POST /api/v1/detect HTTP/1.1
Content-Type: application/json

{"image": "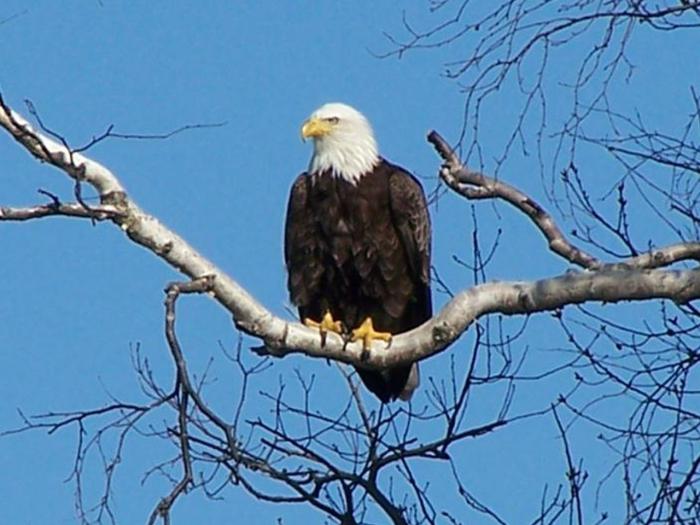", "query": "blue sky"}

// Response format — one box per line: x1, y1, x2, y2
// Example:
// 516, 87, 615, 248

1, 2, 698, 524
